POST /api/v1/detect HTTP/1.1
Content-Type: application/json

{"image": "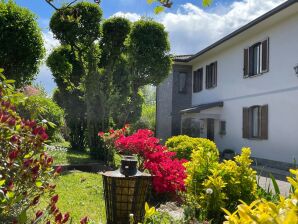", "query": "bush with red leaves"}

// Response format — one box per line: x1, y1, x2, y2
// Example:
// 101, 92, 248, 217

0, 73, 90, 223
